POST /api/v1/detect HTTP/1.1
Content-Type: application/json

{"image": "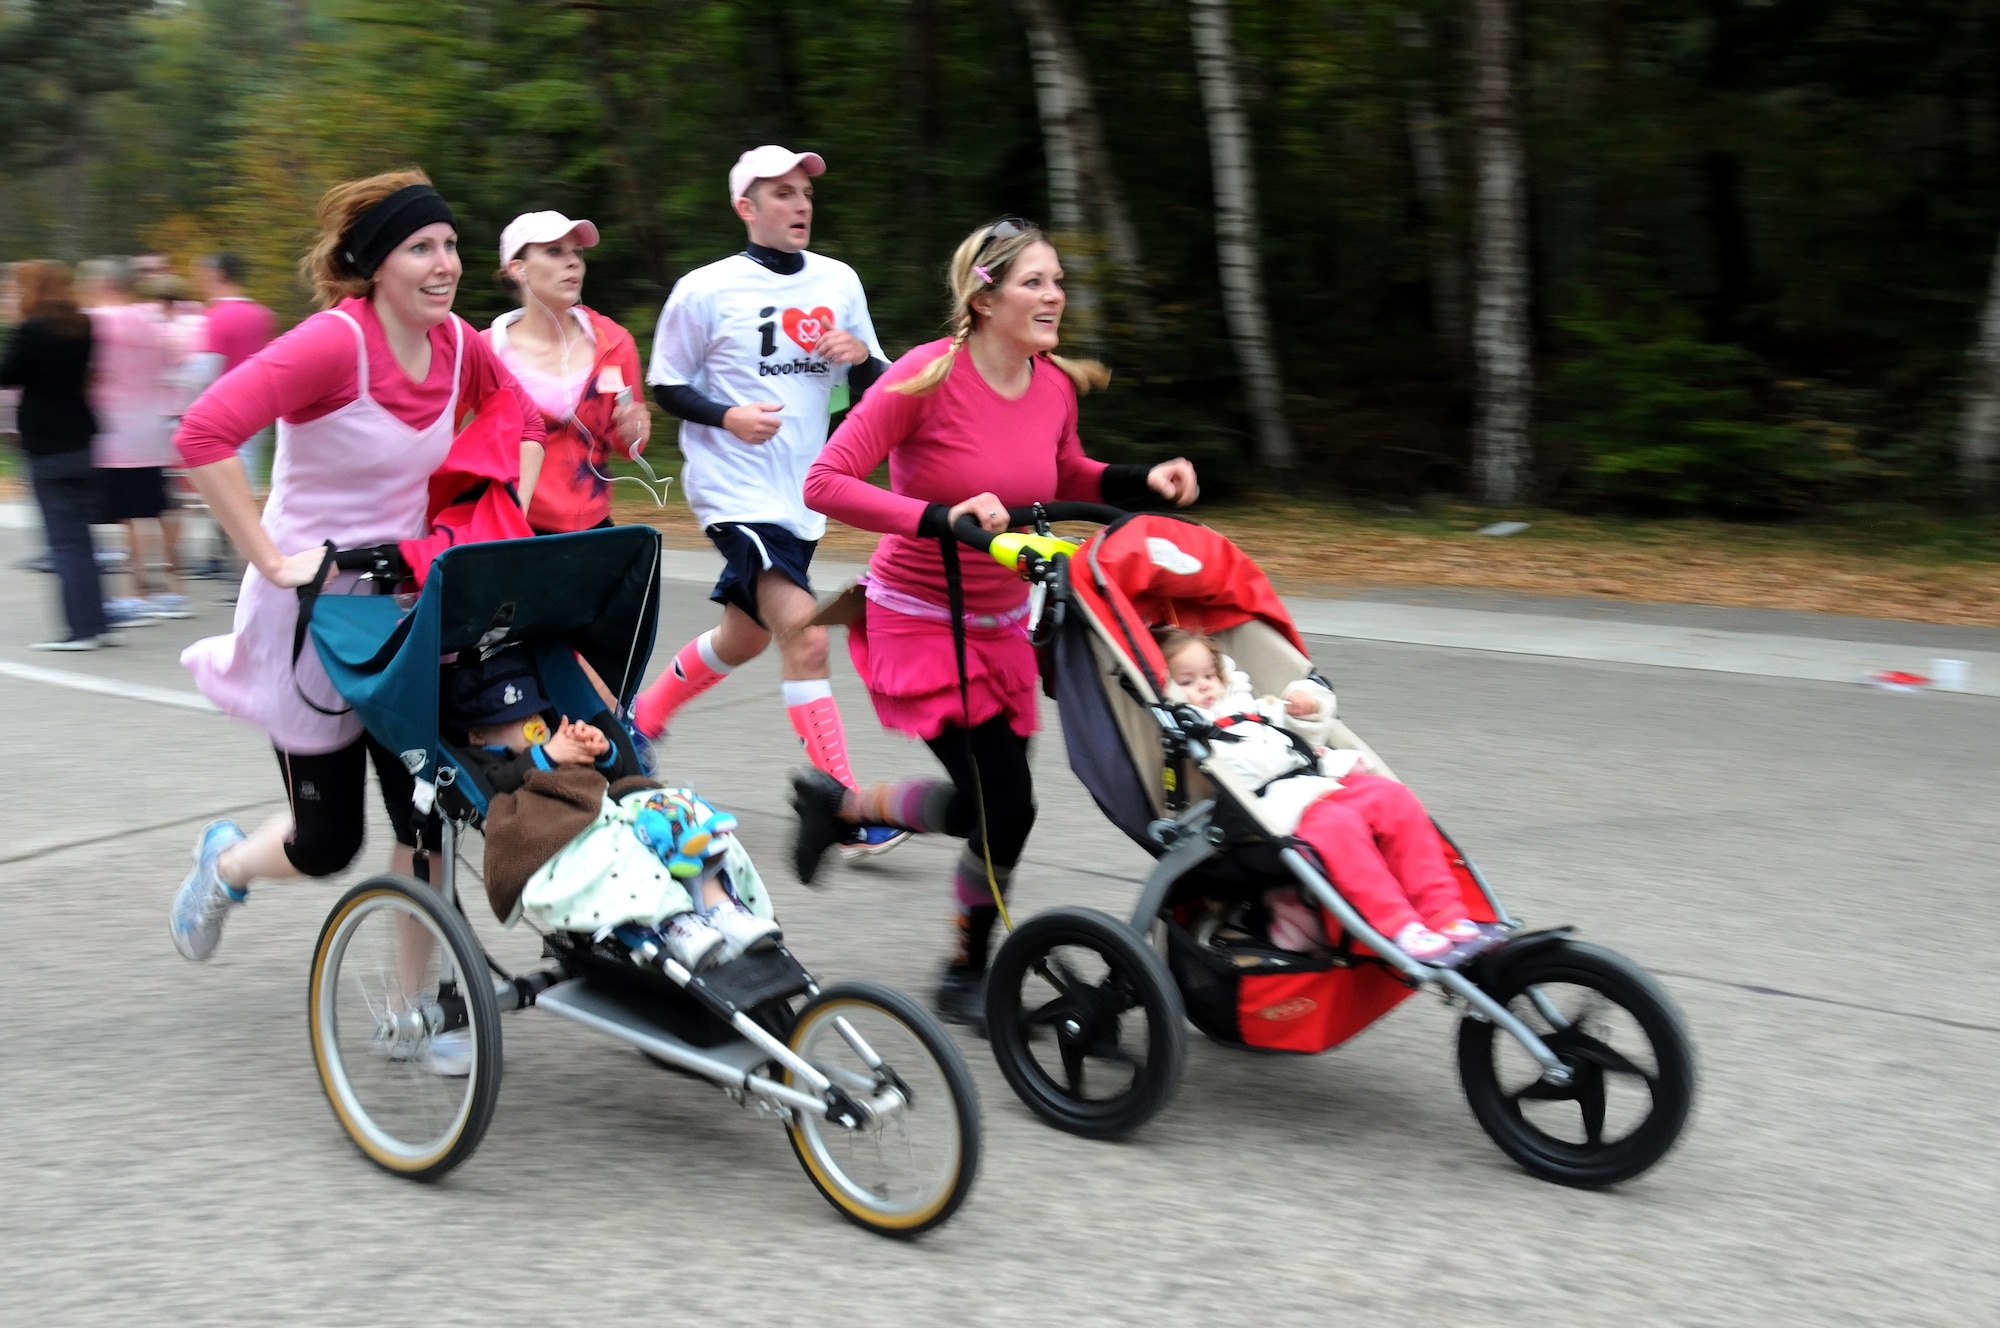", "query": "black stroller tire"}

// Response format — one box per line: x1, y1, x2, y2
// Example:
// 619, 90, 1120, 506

1457, 939, 1694, 1188
785, 982, 981, 1237
985, 907, 1187, 1140
308, 875, 502, 1181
